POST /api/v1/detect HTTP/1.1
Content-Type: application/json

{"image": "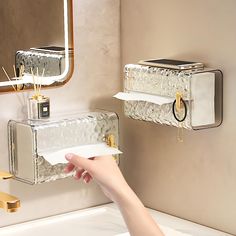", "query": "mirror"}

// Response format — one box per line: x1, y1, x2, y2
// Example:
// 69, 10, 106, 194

0, 0, 74, 93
